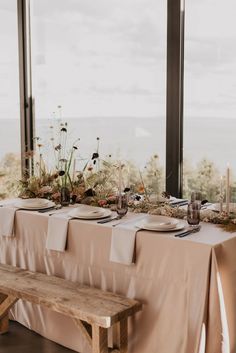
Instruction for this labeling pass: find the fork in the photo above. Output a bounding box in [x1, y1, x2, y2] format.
[38, 204, 62, 214]
[175, 225, 201, 238]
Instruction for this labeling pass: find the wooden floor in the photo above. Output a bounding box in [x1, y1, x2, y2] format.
[0, 321, 76, 353]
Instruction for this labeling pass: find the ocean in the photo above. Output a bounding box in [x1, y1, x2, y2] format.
[1, 116, 236, 175]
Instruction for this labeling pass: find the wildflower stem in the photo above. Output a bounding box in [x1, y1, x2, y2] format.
[139, 170, 149, 201]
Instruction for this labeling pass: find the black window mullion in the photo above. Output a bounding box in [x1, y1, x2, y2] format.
[17, 0, 34, 177]
[166, 0, 185, 197]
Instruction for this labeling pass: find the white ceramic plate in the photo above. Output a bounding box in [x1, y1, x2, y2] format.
[19, 198, 49, 206]
[136, 215, 177, 229]
[14, 200, 55, 210]
[137, 219, 186, 232]
[68, 207, 112, 220]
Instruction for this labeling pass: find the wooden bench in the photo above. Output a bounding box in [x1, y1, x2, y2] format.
[0, 264, 142, 353]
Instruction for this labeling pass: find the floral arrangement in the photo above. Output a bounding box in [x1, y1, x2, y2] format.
[17, 107, 236, 231]
[128, 198, 236, 231]
[18, 107, 164, 205]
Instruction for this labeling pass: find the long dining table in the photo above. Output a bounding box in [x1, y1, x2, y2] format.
[0, 207, 236, 353]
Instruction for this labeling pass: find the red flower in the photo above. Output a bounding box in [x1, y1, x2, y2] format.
[98, 199, 107, 207]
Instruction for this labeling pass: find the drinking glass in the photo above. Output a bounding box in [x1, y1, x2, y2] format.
[191, 191, 202, 206]
[187, 201, 201, 226]
[116, 193, 128, 218]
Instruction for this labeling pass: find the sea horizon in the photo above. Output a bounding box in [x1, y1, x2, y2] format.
[1, 116, 236, 175]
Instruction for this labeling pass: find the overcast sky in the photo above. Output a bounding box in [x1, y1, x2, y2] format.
[0, 0, 236, 119]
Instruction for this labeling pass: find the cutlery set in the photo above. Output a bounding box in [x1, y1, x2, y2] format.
[175, 225, 201, 238]
[38, 205, 62, 213]
[170, 200, 189, 207]
[97, 216, 122, 224]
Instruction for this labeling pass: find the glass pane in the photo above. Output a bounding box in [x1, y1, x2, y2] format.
[31, 0, 166, 198]
[0, 0, 21, 199]
[183, 0, 236, 201]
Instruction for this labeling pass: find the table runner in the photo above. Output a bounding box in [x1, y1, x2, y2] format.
[0, 210, 235, 353]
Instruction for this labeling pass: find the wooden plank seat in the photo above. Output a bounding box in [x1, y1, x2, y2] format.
[0, 263, 142, 353]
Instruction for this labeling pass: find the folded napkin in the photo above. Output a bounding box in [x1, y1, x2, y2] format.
[0, 207, 17, 237]
[46, 214, 71, 252]
[110, 223, 138, 265]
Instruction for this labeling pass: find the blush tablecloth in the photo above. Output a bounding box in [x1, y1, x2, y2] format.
[0, 210, 236, 353]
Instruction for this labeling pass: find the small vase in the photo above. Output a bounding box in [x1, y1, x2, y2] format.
[60, 186, 70, 206]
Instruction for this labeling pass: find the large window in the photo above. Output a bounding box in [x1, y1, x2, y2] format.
[30, 0, 167, 194]
[183, 0, 236, 201]
[5, 0, 236, 200]
[0, 0, 21, 199]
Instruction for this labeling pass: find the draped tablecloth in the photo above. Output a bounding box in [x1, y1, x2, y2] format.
[0, 210, 236, 353]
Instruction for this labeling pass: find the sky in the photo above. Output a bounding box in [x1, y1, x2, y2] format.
[30, 0, 166, 119]
[184, 0, 236, 118]
[1, 0, 236, 119]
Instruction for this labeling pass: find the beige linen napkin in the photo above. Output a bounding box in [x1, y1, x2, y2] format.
[110, 223, 139, 265]
[46, 214, 71, 252]
[0, 207, 17, 237]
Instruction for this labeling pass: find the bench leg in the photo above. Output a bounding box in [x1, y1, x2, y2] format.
[0, 293, 18, 334]
[92, 325, 108, 353]
[113, 319, 128, 353]
[0, 315, 9, 334]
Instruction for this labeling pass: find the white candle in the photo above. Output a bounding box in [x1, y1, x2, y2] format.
[39, 154, 42, 178]
[72, 158, 76, 183]
[220, 175, 223, 213]
[118, 161, 122, 195]
[226, 165, 230, 214]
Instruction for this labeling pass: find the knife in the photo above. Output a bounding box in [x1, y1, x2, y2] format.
[38, 205, 62, 213]
[170, 200, 189, 207]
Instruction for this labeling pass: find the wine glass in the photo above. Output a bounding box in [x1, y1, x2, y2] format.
[116, 193, 128, 218]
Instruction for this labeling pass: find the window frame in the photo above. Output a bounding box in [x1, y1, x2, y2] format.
[17, 0, 184, 195]
[17, 0, 34, 177]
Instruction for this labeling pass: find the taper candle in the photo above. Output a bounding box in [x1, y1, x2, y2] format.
[118, 161, 122, 195]
[226, 165, 230, 214]
[220, 175, 223, 213]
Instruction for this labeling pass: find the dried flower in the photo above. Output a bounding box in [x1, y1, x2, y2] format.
[55, 144, 61, 151]
[98, 199, 107, 207]
[84, 188, 96, 197]
[24, 150, 34, 159]
[92, 152, 99, 160]
[39, 185, 53, 194]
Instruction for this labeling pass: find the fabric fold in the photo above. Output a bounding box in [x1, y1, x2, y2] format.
[0, 207, 17, 237]
[110, 223, 138, 265]
[46, 215, 71, 252]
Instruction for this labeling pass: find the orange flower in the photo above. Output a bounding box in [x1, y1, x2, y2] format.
[138, 185, 145, 193]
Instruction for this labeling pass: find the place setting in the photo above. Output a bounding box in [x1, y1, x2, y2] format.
[135, 215, 201, 238]
[136, 216, 185, 232]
